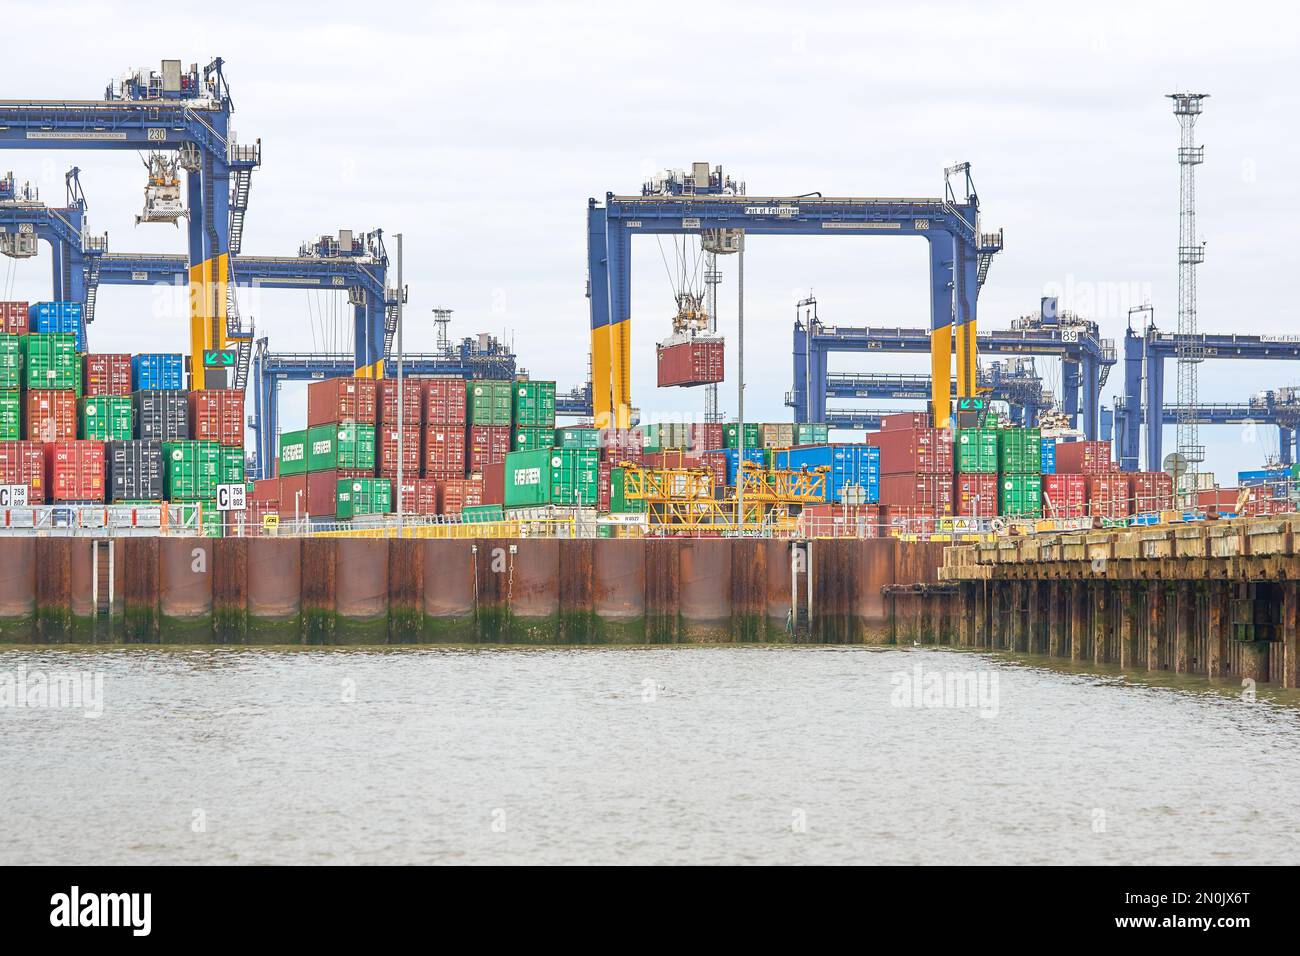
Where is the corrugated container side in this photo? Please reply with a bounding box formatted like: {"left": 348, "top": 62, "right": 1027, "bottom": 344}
{"left": 83, "top": 354, "right": 133, "bottom": 396}
{"left": 335, "top": 477, "right": 392, "bottom": 519}
{"left": 878, "top": 473, "right": 954, "bottom": 514}
{"left": 1042, "top": 473, "right": 1087, "bottom": 519}
{"left": 131, "top": 354, "right": 184, "bottom": 391}
{"left": 657, "top": 339, "right": 724, "bottom": 387}
{"left": 438, "top": 477, "right": 484, "bottom": 515}
{"left": 0, "top": 336, "right": 21, "bottom": 391}
{"left": 189, "top": 389, "right": 245, "bottom": 447}
{"left": 999, "top": 474, "right": 1043, "bottom": 517}
{"left": 1087, "top": 474, "right": 1130, "bottom": 518}
{"left": 867, "top": 427, "right": 953, "bottom": 474}
{"left": 0, "top": 440, "right": 46, "bottom": 502}
{"left": 26, "top": 389, "right": 77, "bottom": 442}
{"left": 377, "top": 425, "right": 422, "bottom": 478}
{"left": 133, "top": 390, "right": 189, "bottom": 441}
{"left": 0, "top": 391, "right": 21, "bottom": 441}
{"left": 307, "top": 376, "right": 379, "bottom": 427}
{"left": 0, "top": 301, "right": 29, "bottom": 336}
{"left": 424, "top": 378, "right": 467, "bottom": 425}
{"left": 1055, "top": 440, "right": 1115, "bottom": 476}
{"left": 277, "top": 428, "right": 308, "bottom": 476}
{"left": 424, "top": 424, "right": 467, "bottom": 478}
{"left": 512, "top": 381, "right": 556, "bottom": 427}
{"left": 468, "top": 425, "right": 510, "bottom": 473}
{"left": 467, "top": 380, "right": 513, "bottom": 426}
{"left": 305, "top": 468, "right": 371, "bottom": 517}
{"left": 45, "top": 440, "right": 106, "bottom": 501}
{"left": 378, "top": 379, "right": 424, "bottom": 425}
{"left": 880, "top": 412, "right": 932, "bottom": 431}
{"left": 954, "top": 473, "right": 998, "bottom": 517}
{"left": 106, "top": 439, "right": 164, "bottom": 502}
{"left": 1040, "top": 438, "right": 1057, "bottom": 475}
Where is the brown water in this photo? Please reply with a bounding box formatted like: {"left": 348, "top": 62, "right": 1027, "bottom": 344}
{"left": 2, "top": 645, "right": 1298, "bottom": 865}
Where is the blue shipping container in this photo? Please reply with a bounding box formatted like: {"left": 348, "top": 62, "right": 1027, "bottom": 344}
{"left": 29, "top": 301, "right": 84, "bottom": 352}
{"left": 1238, "top": 469, "right": 1287, "bottom": 488}
{"left": 132, "top": 353, "right": 185, "bottom": 391}
{"left": 720, "top": 448, "right": 764, "bottom": 486}
{"left": 775, "top": 444, "right": 880, "bottom": 503}
{"left": 1040, "top": 438, "right": 1056, "bottom": 475}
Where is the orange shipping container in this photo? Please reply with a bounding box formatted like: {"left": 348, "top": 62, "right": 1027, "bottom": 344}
{"left": 424, "top": 425, "right": 467, "bottom": 478}
{"left": 307, "top": 376, "right": 378, "bottom": 427}
{"left": 26, "top": 389, "right": 77, "bottom": 442}
{"left": 378, "top": 379, "right": 424, "bottom": 425}
{"left": 1055, "top": 440, "right": 1115, "bottom": 476}
{"left": 0, "top": 440, "right": 46, "bottom": 503}
{"left": 439, "top": 477, "right": 484, "bottom": 515}
{"left": 424, "top": 378, "right": 468, "bottom": 426}
{"left": 189, "top": 390, "right": 245, "bottom": 446}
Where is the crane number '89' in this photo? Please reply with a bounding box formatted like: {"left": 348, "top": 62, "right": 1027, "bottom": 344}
{"left": 1060, "top": 329, "right": 1079, "bottom": 343}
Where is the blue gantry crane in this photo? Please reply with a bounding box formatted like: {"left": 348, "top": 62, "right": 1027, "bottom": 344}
{"left": 792, "top": 295, "right": 1115, "bottom": 437}
{"left": 1119, "top": 318, "right": 1300, "bottom": 471}
{"left": 808, "top": 359, "right": 1049, "bottom": 429}
{"left": 0, "top": 58, "right": 264, "bottom": 389}
{"left": 588, "top": 162, "right": 1003, "bottom": 430}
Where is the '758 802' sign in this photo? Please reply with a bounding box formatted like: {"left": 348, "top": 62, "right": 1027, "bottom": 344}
{"left": 0, "top": 485, "right": 29, "bottom": 507}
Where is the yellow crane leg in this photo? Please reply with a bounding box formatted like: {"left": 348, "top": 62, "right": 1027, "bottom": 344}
{"left": 930, "top": 323, "right": 952, "bottom": 430}
{"left": 955, "top": 318, "right": 977, "bottom": 400}
{"left": 609, "top": 317, "right": 632, "bottom": 429}
{"left": 188, "top": 252, "right": 229, "bottom": 390}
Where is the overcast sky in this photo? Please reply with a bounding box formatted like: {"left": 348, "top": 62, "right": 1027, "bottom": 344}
{"left": 2, "top": 0, "right": 1296, "bottom": 476}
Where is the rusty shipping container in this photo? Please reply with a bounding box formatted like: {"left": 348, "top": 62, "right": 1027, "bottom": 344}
{"left": 307, "top": 376, "right": 378, "bottom": 427}
{"left": 439, "top": 476, "right": 484, "bottom": 515}
{"left": 0, "top": 440, "right": 46, "bottom": 503}
{"left": 377, "top": 424, "right": 422, "bottom": 479}
{"left": 45, "top": 440, "right": 106, "bottom": 502}
{"left": 189, "top": 389, "right": 245, "bottom": 446}
{"left": 424, "top": 377, "right": 468, "bottom": 426}
{"left": 251, "top": 477, "right": 281, "bottom": 505}
{"left": 0, "top": 301, "right": 29, "bottom": 336}
{"left": 657, "top": 338, "right": 724, "bottom": 387}
{"left": 82, "top": 354, "right": 133, "bottom": 397}
{"left": 306, "top": 468, "right": 371, "bottom": 517}
{"left": 879, "top": 411, "right": 932, "bottom": 431}
{"left": 954, "top": 473, "right": 998, "bottom": 518}
{"left": 1054, "top": 440, "right": 1115, "bottom": 477}
{"left": 1087, "top": 474, "right": 1130, "bottom": 518}
{"left": 378, "top": 379, "right": 424, "bottom": 425}
{"left": 397, "top": 478, "right": 440, "bottom": 515}
{"left": 468, "top": 425, "right": 510, "bottom": 474}
{"left": 868, "top": 427, "right": 953, "bottom": 475}
{"left": 878, "top": 473, "right": 954, "bottom": 514}
{"left": 424, "top": 424, "right": 467, "bottom": 477}
{"left": 1042, "top": 473, "right": 1088, "bottom": 519}
{"left": 1129, "top": 471, "right": 1174, "bottom": 513}
{"left": 26, "top": 389, "right": 77, "bottom": 442}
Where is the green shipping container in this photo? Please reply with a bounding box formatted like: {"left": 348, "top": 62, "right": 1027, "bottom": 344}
{"left": 794, "top": 423, "right": 829, "bottom": 445}
{"left": 550, "top": 447, "right": 599, "bottom": 505}
{"left": 512, "top": 425, "right": 554, "bottom": 452}
{"left": 219, "top": 445, "right": 246, "bottom": 484}
{"left": 609, "top": 467, "right": 646, "bottom": 514}
{"left": 462, "top": 503, "right": 505, "bottom": 523}
{"left": 554, "top": 426, "right": 601, "bottom": 450}
{"left": 997, "top": 427, "right": 1042, "bottom": 475}
{"left": 999, "top": 474, "right": 1043, "bottom": 517}
{"left": 163, "top": 440, "right": 222, "bottom": 501}
{"left": 0, "top": 390, "right": 20, "bottom": 440}
{"left": 512, "top": 381, "right": 556, "bottom": 427}
{"left": 79, "top": 396, "right": 133, "bottom": 442}
{"left": 643, "top": 422, "right": 692, "bottom": 452}
{"left": 306, "top": 423, "right": 376, "bottom": 472}
{"left": 278, "top": 429, "right": 308, "bottom": 476}
{"left": 468, "top": 380, "right": 513, "bottom": 426}
{"left": 199, "top": 504, "right": 223, "bottom": 538}
{"left": 955, "top": 428, "right": 999, "bottom": 473}
{"left": 503, "top": 449, "right": 552, "bottom": 508}
{"left": 723, "top": 422, "right": 761, "bottom": 450}
{"left": 0, "top": 335, "right": 21, "bottom": 391}
{"left": 21, "top": 334, "right": 80, "bottom": 392}
{"left": 335, "top": 477, "right": 392, "bottom": 519}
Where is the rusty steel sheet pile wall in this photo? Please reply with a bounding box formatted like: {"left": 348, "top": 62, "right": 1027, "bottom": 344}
{"left": 0, "top": 535, "right": 945, "bottom": 646}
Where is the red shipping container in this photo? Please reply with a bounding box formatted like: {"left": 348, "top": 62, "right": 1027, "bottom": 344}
{"left": 82, "top": 354, "right": 133, "bottom": 396}
{"left": 868, "top": 428, "right": 953, "bottom": 474}
{"left": 307, "top": 377, "right": 378, "bottom": 427}
{"left": 601, "top": 427, "right": 645, "bottom": 463}
{"left": 888, "top": 505, "right": 941, "bottom": 533}
{"left": 45, "top": 441, "right": 105, "bottom": 502}
{"left": 1041, "top": 474, "right": 1087, "bottom": 519}
{"left": 424, "top": 424, "right": 467, "bottom": 478}
{"left": 480, "top": 461, "right": 505, "bottom": 505}
{"left": 800, "top": 503, "right": 885, "bottom": 536}
{"left": 278, "top": 474, "right": 308, "bottom": 515}
{"left": 954, "top": 473, "right": 998, "bottom": 517}
{"left": 424, "top": 377, "right": 468, "bottom": 426}
{"left": 1129, "top": 472, "right": 1174, "bottom": 513}
{"left": 439, "top": 477, "right": 484, "bottom": 515}
{"left": 1055, "top": 440, "right": 1115, "bottom": 476}
{"left": 657, "top": 338, "right": 724, "bottom": 387}
{"left": 690, "top": 422, "right": 724, "bottom": 453}
{"left": 397, "top": 478, "right": 440, "bottom": 515}
{"left": 1087, "top": 474, "right": 1130, "bottom": 518}
{"left": 468, "top": 425, "right": 510, "bottom": 474}
{"left": 656, "top": 450, "right": 724, "bottom": 488}
{"left": 0, "top": 301, "right": 29, "bottom": 335}
{"left": 0, "top": 440, "right": 46, "bottom": 503}
{"left": 306, "top": 468, "right": 371, "bottom": 517}
{"left": 879, "top": 411, "right": 932, "bottom": 431}
{"left": 598, "top": 459, "right": 613, "bottom": 511}
{"left": 878, "top": 473, "right": 953, "bottom": 514}
{"left": 26, "top": 390, "right": 76, "bottom": 442}
{"left": 378, "top": 425, "right": 422, "bottom": 479}
{"left": 189, "top": 390, "right": 245, "bottom": 446}
{"left": 251, "top": 477, "right": 281, "bottom": 505}
{"left": 379, "top": 379, "right": 424, "bottom": 425}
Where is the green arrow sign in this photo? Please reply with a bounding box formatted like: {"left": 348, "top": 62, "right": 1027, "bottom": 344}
{"left": 957, "top": 397, "right": 987, "bottom": 411}
{"left": 203, "top": 349, "right": 236, "bottom": 368}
